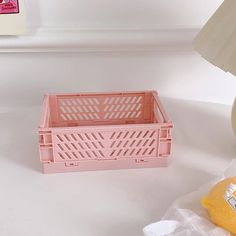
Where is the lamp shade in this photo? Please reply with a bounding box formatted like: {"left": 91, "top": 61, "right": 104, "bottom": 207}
{"left": 194, "top": 0, "right": 236, "bottom": 76}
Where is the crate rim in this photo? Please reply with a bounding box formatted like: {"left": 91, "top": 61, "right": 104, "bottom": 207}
{"left": 39, "top": 121, "right": 173, "bottom": 132}
{"left": 43, "top": 90, "right": 158, "bottom": 97}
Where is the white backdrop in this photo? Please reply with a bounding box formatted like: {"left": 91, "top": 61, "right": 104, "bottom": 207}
{"left": 1, "top": 51, "right": 236, "bottom": 108}
{"left": 2, "top": 0, "right": 236, "bottom": 107}
{"left": 26, "top": 0, "right": 223, "bottom": 28}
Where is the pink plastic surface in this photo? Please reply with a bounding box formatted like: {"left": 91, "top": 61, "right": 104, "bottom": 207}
{"left": 38, "top": 91, "right": 173, "bottom": 173}
{"left": 0, "top": 0, "right": 19, "bottom": 14}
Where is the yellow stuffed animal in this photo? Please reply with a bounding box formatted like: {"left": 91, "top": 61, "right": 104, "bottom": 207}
{"left": 202, "top": 177, "right": 236, "bottom": 234}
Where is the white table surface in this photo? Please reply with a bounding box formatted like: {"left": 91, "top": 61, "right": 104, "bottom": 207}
{"left": 0, "top": 98, "right": 235, "bottom": 236}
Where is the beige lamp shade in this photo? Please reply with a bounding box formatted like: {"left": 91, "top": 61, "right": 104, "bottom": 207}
{"left": 193, "top": 0, "right": 236, "bottom": 76}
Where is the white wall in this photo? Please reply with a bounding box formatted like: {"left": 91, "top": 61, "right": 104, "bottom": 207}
{"left": 27, "top": 0, "right": 223, "bottom": 29}
{"left": 2, "top": 0, "right": 236, "bottom": 107}
{"left": 1, "top": 51, "right": 236, "bottom": 108}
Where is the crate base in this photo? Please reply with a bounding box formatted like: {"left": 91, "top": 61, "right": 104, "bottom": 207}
{"left": 42, "top": 157, "right": 170, "bottom": 174}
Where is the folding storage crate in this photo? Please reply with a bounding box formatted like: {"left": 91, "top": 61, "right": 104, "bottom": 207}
{"left": 38, "top": 91, "right": 173, "bottom": 173}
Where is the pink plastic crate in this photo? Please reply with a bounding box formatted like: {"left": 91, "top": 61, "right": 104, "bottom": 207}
{"left": 38, "top": 91, "right": 173, "bottom": 173}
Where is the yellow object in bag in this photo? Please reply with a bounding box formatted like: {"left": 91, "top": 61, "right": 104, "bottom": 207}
{"left": 0, "top": 0, "right": 26, "bottom": 35}
{"left": 202, "top": 177, "right": 236, "bottom": 235}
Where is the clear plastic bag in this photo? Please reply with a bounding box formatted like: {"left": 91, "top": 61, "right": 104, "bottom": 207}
{"left": 143, "top": 160, "right": 236, "bottom": 236}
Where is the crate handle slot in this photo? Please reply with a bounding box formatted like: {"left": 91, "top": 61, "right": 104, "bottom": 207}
{"left": 135, "top": 159, "right": 148, "bottom": 163}
{"left": 65, "top": 162, "right": 79, "bottom": 167}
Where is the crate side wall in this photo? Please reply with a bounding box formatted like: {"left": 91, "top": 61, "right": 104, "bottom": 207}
{"left": 50, "top": 124, "right": 162, "bottom": 163}
{"left": 50, "top": 92, "right": 152, "bottom": 127}
{"left": 158, "top": 125, "right": 173, "bottom": 157}
{"left": 38, "top": 127, "right": 54, "bottom": 163}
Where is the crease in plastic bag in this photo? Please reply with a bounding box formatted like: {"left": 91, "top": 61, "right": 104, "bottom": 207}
{"left": 143, "top": 160, "right": 236, "bottom": 236}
